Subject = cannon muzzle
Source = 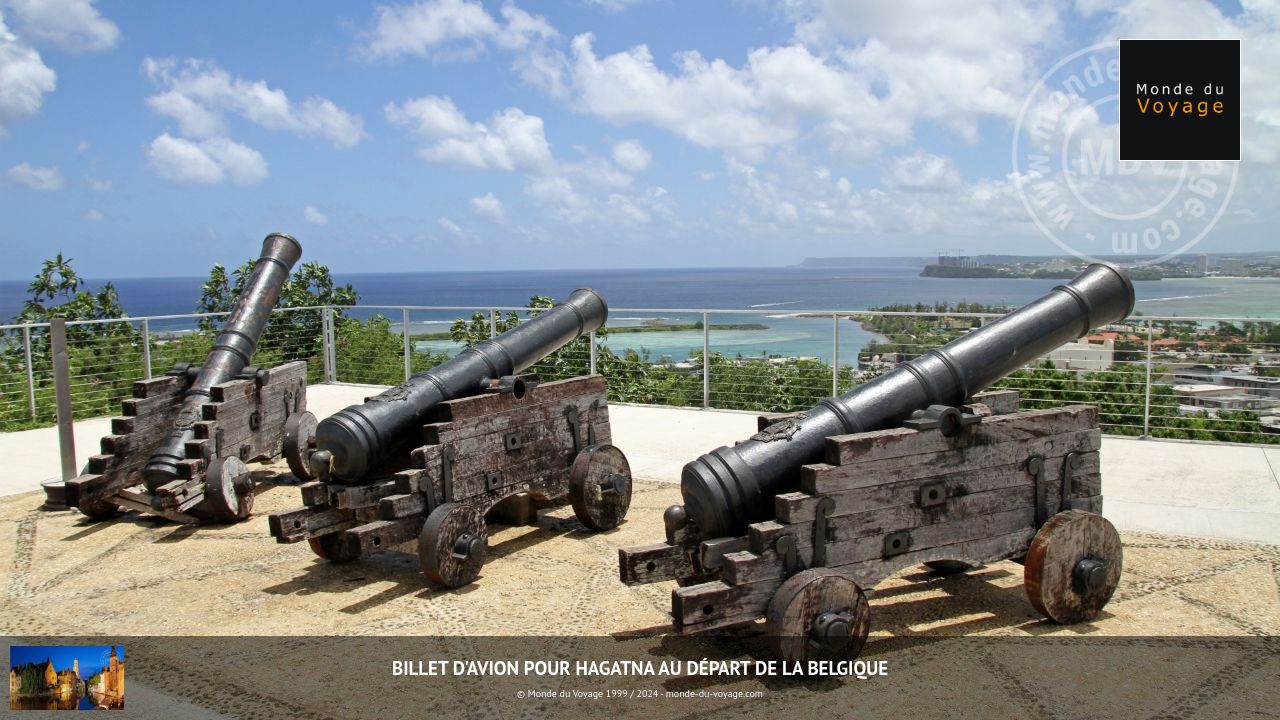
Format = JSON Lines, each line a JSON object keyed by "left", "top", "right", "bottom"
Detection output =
{"left": 316, "top": 288, "right": 608, "bottom": 481}
{"left": 143, "top": 233, "right": 302, "bottom": 487}
{"left": 679, "top": 263, "right": 1136, "bottom": 538}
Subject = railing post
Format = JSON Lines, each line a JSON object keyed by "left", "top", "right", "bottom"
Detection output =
{"left": 489, "top": 309, "right": 497, "bottom": 338}
{"left": 141, "top": 318, "right": 152, "bottom": 379}
{"left": 322, "top": 307, "right": 336, "bottom": 383}
{"left": 51, "top": 319, "right": 76, "bottom": 481}
{"left": 832, "top": 313, "right": 840, "bottom": 396}
{"left": 402, "top": 307, "right": 412, "bottom": 382}
{"left": 589, "top": 331, "right": 597, "bottom": 375}
{"left": 1143, "top": 319, "right": 1153, "bottom": 438}
{"left": 702, "top": 312, "right": 710, "bottom": 410}
{"left": 23, "top": 325, "right": 36, "bottom": 420}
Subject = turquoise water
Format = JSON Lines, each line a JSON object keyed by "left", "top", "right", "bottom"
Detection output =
{"left": 414, "top": 314, "right": 883, "bottom": 364}
{"left": 4, "top": 263, "right": 1275, "bottom": 363}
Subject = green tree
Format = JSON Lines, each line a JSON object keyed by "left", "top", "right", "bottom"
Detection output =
{"left": 193, "top": 260, "right": 360, "bottom": 382}
{"left": 2, "top": 255, "right": 143, "bottom": 429}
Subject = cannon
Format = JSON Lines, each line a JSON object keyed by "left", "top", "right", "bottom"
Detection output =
{"left": 56, "top": 233, "right": 309, "bottom": 524}
{"left": 144, "top": 233, "right": 302, "bottom": 487}
{"left": 619, "top": 263, "right": 1135, "bottom": 662}
{"left": 308, "top": 288, "right": 610, "bottom": 482}
{"left": 271, "top": 289, "right": 634, "bottom": 588}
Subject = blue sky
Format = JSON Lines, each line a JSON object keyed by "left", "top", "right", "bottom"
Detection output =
{"left": 0, "top": 0, "right": 1275, "bottom": 279}
{"left": 10, "top": 645, "right": 120, "bottom": 677}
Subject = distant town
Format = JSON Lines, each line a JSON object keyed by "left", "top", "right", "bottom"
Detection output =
{"left": 921, "top": 252, "right": 1280, "bottom": 280}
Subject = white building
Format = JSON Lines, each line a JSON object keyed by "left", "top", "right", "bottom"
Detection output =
{"left": 1174, "top": 384, "right": 1278, "bottom": 412}
{"left": 1043, "top": 338, "right": 1114, "bottom": 372}
{"left": 1220, "top": 257, "right": 1247, "bottom": 275}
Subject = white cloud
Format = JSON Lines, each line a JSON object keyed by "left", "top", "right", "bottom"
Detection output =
{"left": 584, "top": 0, "right": 648, "bottom": 11}
{"left": 142, "top": 57, "right": 366, "bottom": 148}
{"left": 385, "top": 95, "right": 552, "bottom": 171}
{"left": 567, "top": 153, "right": 632, "bottom": 189}
{"left": 87, "top": 177, "right": 110, "bottom": 192}
{"left": 568, "top": 34, "right": 796, "bottom": 152}
{"left": 438, "top": 216, "right": 465, "bottom": 236}
{"left": 883, "top": 152, "right": 962, "bottom": 192}
{"left": 6, "top": 161, "right": 61, "bottom": 190}
{"left": 76, "top": 139, "right": 88, "bottom": 153}
{"left": 304, "top": 205, "right": 328, "bottom": 225}
{"left": 525, "top": 174, "right": 589, "bottom": 221}
{"left": 611, "top": 139, "right": 651, "bottom": 172}
{"left": 557, "top": 1, "right": 1062, "bottom": 159}
{"left": 84, "top": 208, "right": 102, "bottom": 221}
{"left": 0, "top": 0, "right": 119, "bottom": 53}
{"left": 470, "top": 192, "right": 505, "bottom": 222}
{"left": 0, "top": 14, "right": 56, "bottom": 135}
{"left": 360, "top": 0, "right": 556, "bottom": 60}
{"left": 146, "top": 133, "right": 268, "bottom": 185}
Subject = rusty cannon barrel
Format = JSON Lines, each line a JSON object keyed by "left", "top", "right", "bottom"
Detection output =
{"left": 143, "top": 233, "right": 303, "bottom": 488}
{"left": 677, "top": 263, "right": 1136, "bottom": 539}
{"left": 316, "top": 288, "right": 609, "bottom": 482}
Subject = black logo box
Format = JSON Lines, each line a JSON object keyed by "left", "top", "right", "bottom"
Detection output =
{"left": 1120, "top": 39, "right": 1240, "bottom": 161}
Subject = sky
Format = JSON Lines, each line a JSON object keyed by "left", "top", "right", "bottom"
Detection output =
{"left": 10, "top": 645, "right": 121, "bottom": 677}
{"left": 0, "top": 0, "right": 1276, "bottom": 279}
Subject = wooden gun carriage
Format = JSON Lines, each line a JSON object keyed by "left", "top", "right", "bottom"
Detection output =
{"left": 619, "top": 390, "right": 1123, "bottom": 663}
{"left": 269, "top": 374, "right": 632, "bottom": 588}
{"left": 51, "top": 360, "right": 310, "bottom": 524}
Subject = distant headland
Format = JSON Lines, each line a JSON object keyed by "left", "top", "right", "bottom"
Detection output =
{"left": 793, "top": 252, "right": 1280, "bottom": 281}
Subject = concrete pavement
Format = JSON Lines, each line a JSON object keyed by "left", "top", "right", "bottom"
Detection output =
{"left": 2, "top": 382, "right": 1277, "bottom": 544}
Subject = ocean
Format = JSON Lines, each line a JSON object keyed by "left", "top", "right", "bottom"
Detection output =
{"left": 3, "top": 262, "right": 1277, "bottom": 363}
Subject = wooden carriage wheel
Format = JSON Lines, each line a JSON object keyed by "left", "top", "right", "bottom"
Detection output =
{"left": 282, "top": 411, "right": 318, "bottom": 480}
{"left": 568, "top": 444, "right": 632, "bottom": 531}
{"left": 204, "top": 456, "right": 254, "bottom": 522}
{"left": 766, "top": 568, "right": 871, "bottom": 665}
{"left": 1024, "top": 510, "right": 1122, "bottom": 624}
{"left": 419, "top": 502, "right": 487, "bottom": 588}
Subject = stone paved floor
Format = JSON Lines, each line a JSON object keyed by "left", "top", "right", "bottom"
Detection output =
{"left": 2, "top": 465, "right": 1276, "bottom": 719}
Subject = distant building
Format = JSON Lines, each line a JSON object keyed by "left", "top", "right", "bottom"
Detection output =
{"left": 1172, "top": 366, "right": 1217, "bottom": 384}
{"left": 1217, "top": 372, "right": 1280, "bottom": 398}
{"left": 1044, "top": 338, "right": 1114, "bottom": 372}
{"left": 43, "top": 660, "right": 57, "bottom": 688}
{"left": 937, "top": 254, "right": 979, "bottom": 268}
{"left": 9, "top": 667, "right": 18, "bottom": 697}
{"left": 1170, "top": 367, "right": 1280, "bottom": 397}
{"left": 1220, "top": 257, "right": 1247, "bottom": 275}
{"left": 1196, "top": 254, "right": 1209, "bottom": 274}
{"left": 1174, "top": 385, "right": 1278, "bottom": 412}
{"left": 55, "top": 662, "right": 78, "bottom": 696}
{"left": 99, "top": 646, "right": 124, "bottom": 707}
{"left": 1042, "top": 258, "right": 1071, "bottom": 272}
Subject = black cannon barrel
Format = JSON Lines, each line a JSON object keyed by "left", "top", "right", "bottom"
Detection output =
{"left": 680, "top": 263, "right": 1136, "bottom": 538}
{"left": 317, "top": 288, "right": 609, "bottom": 481}
{"left": 143, "top": 233, "right": 302, "bottom": 488}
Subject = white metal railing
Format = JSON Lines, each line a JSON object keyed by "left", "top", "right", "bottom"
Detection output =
{"left": 1, "top": 305, "right": 1276, "bottom": 446}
